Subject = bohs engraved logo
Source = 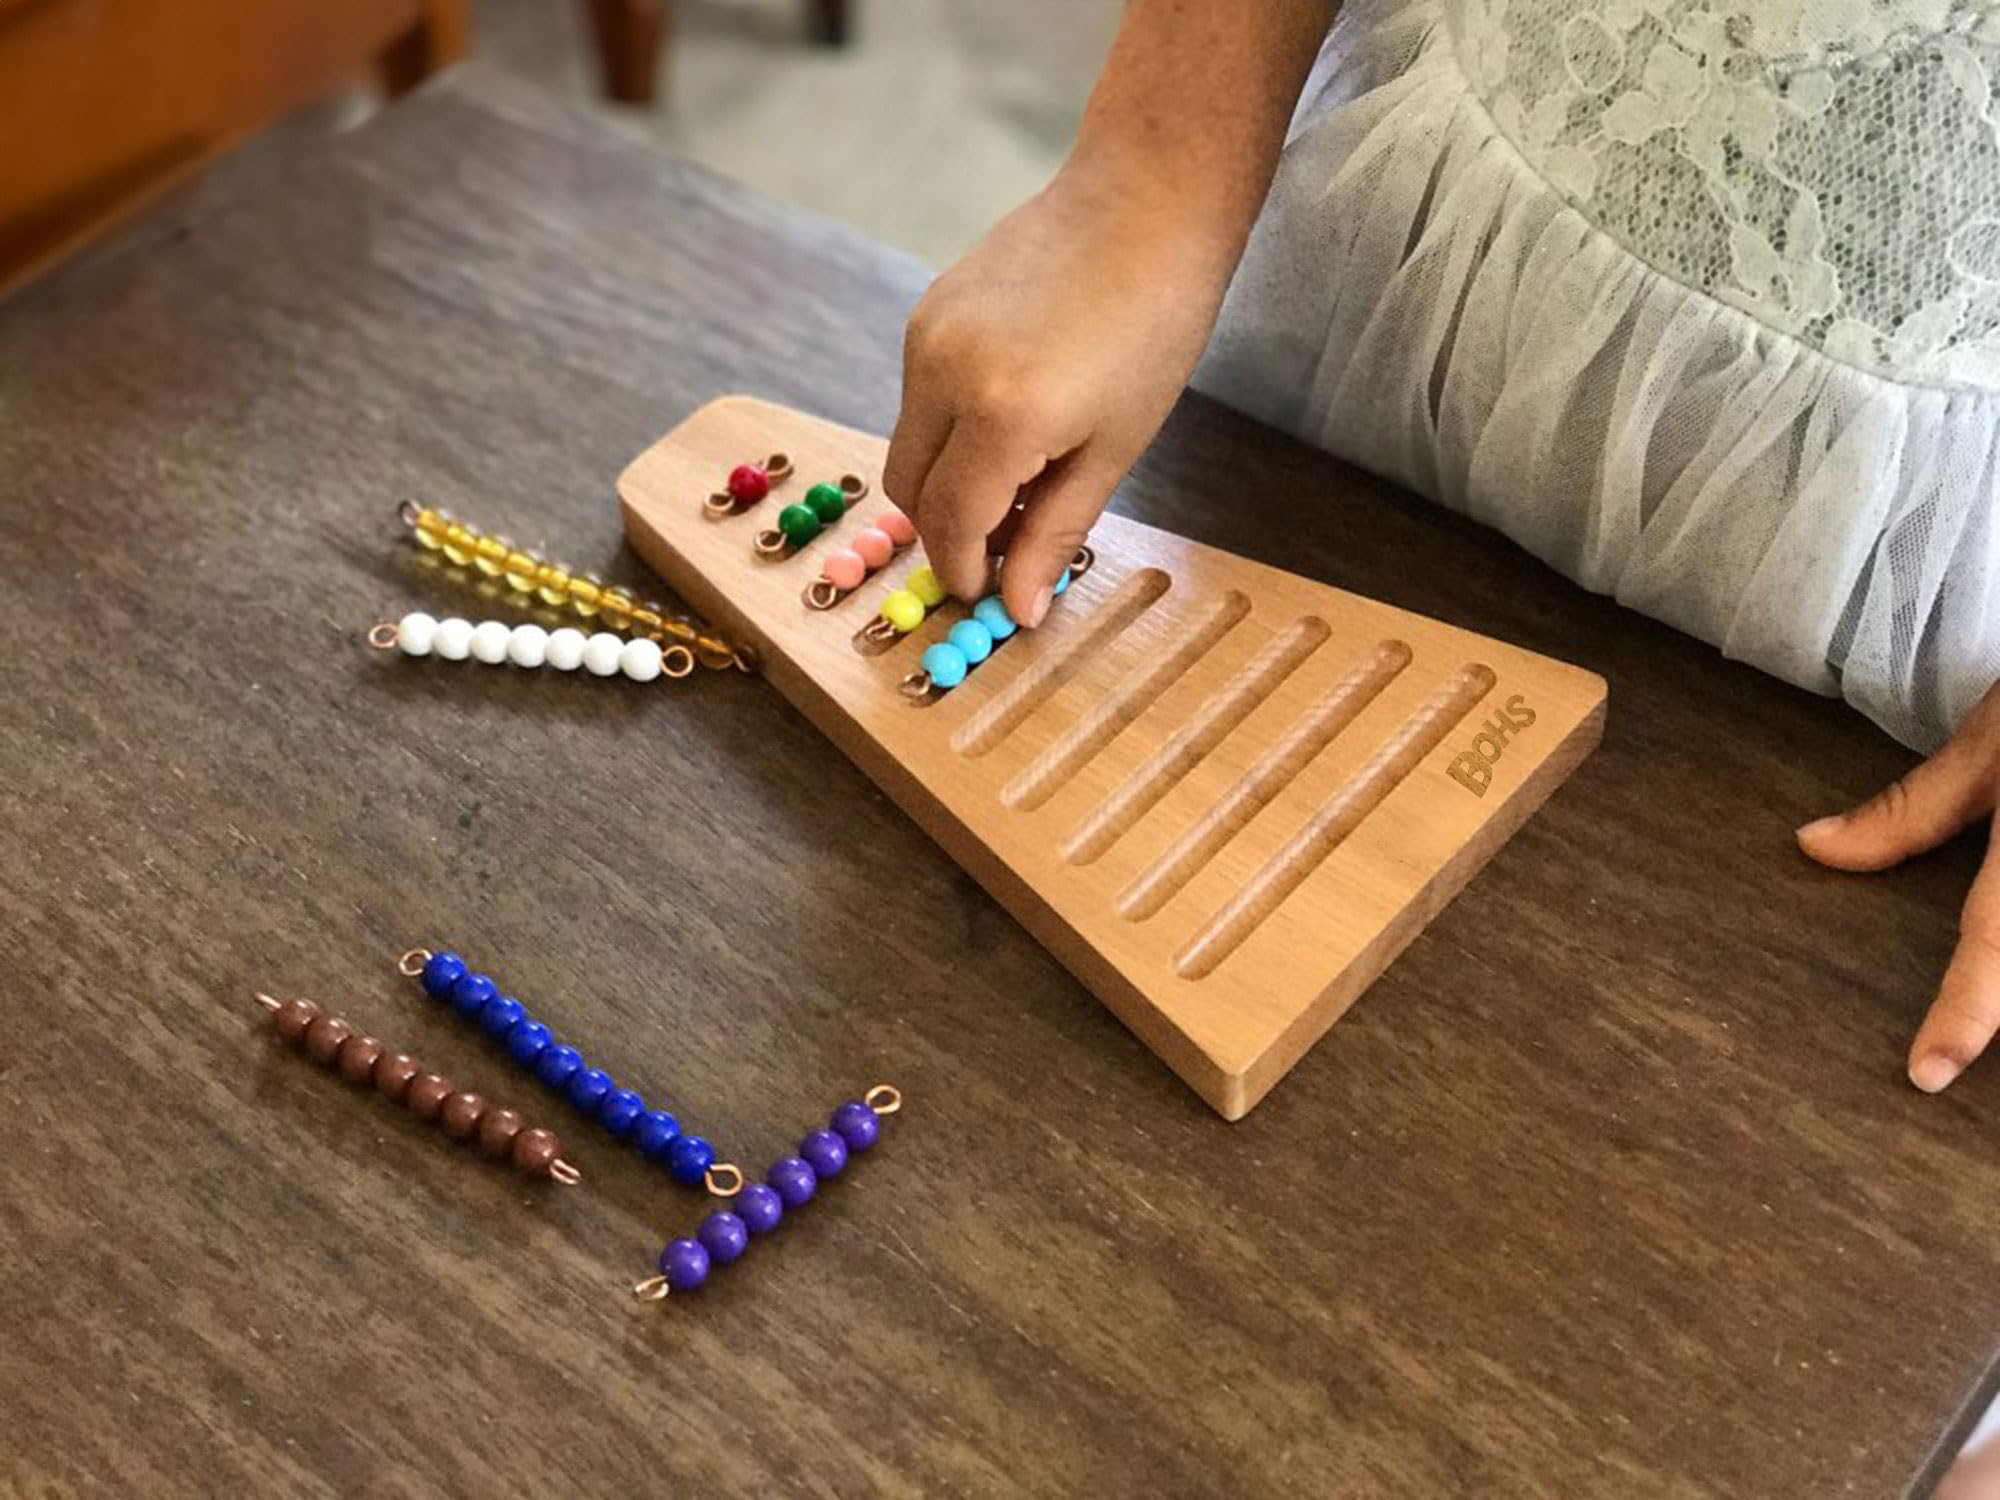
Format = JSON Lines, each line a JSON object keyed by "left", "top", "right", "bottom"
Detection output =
{"left": 1447, "top": 694, "right": 1536, "bottom": 797}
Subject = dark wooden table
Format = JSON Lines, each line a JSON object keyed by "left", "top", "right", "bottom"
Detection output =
{"left": 3, "top": 70, "right": 1995, "bottom": 1498}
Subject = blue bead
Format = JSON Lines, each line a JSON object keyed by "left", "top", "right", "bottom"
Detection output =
{"left": 449, "top": 972, "right": 497, "bottom": 1018}
{"left": 697, "top": 1211, "right": 750, "bottom": 1266}
{"left": 800, "top": 1128, "right": 848, "bottom": 1180}
{"left": 633, "top": 1110, "right": 682, "bottom": 1159}
{"left": 666, "top": 1134, "right": 716, "bottom": 1186}
{"left": 736, "top": 1182, "right": 784, "bottom": 1234}
{"left": 479, "top": 995, "right": 524, "bottom": 1039}
{"left": 829, "top": 1099, "right": 879, "bottom": 1152}
{"left": 921, "top": 641, "right": 969, "bottom": 689}
{"left": 972, "top": 595, "right": 1016, "bottom": 641}
{"left": 420, "top": 951, "right": 466, "bottom": 998}
{"left": 1052, "top": 567, "right": 1072, "bottom": 596}
{"left": 568, "top": 1067, "right": 613, "bottom": 1116}
{"left": 947, "top": 619, "right": 993, "bottom": 665}
{"left": 506, "top": 1019, "right": 552, "bottom": 1067}
{"left": 536, "top": 1043, "right": 582, "bottom": 1090}
{"left": 767, "top": 1155, "right": 817, "bottom": 1208}
{"left": 599, "top": 1088, "right": 646, "bottom": 1137}
{"left": 658, "top": 1237, "right": 710, "bottom": 1292}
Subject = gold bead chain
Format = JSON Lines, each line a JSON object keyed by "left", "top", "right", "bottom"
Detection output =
{"left": 398, "top": 503, "right": 751, "bottom": 673}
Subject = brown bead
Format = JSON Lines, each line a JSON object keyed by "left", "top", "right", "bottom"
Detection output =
{"left": 511, "top": 1127, "right": 561, "bottom": 1177}
{"left": 476, "top": 1108, "right": 523, "bottom": 1160}
{"left": 405, "top": 1073, "right": 454, "bottom": 1121}
{"left": 337, "top": 1035, "right": 384, "bottom": 1085}
{"left": 303, "top": 1014, "right": 353, "bottom": 1066}
{"left": 273, "top": 998, "right": 321, "bottom": 1044}
{"left": 439, "top": 1091, "right": 486, "bottom": 1141}
{"left": 374, "top": 1051, "right": 421, "bottom": 1102}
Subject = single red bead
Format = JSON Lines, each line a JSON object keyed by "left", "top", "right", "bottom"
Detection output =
{"left": 727, "top": 464, "right": 770, "bottom": 504}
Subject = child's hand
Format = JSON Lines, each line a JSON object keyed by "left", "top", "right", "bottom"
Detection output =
{"left": 885, "top": 161, "right": 1232, "bottom": 627}
{"left": 1799, "top": 681, "right": 2000, "bottom": 1091}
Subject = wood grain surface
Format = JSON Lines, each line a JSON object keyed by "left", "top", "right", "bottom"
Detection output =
{"left": 1, "top": 71, "right": 1995, "bottom": 1498}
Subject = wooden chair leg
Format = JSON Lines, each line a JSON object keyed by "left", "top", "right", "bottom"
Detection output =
{"left": 379, "top": 0, "right": 470, "bottom": 97}
{"left": 585, "top": 0, "right": 669, "bottom": 106}
{"left": 807, "top": 0, "right": 850, "bottom": 46}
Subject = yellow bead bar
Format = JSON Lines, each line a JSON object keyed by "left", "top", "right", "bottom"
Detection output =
{"left": 906, "top": 566, "right": 947, "bottom": 609}
{"left": 396, "top": 502, "right": 746, "bottom": 668}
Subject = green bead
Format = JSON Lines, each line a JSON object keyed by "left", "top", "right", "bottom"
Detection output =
{"left": 804, "top": 482, "right": 847, "bottom": 525}
{"left": 778, "top": 503, "right": 822, "bottom": 547}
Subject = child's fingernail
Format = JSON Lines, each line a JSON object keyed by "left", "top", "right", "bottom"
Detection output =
{"left": 1910, "top": 1053, "right": 1962, "bottom": 1093}
{"left": 1796, "top": 815, "right": 1842, "bottom": 841}
{"left": 1025, "top": 585, "right": 1054, "bottom": 628}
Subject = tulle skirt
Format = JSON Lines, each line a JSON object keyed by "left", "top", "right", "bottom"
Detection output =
{"left": 1195, "top": 0, "right": 2000, "bottom": 751}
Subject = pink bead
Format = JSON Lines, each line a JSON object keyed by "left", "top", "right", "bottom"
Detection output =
{"left": 823, "top": 549, "right": 867, "bottom": 591}
{"left": 851, "top": 528, "right": 895, "bottom": 570}
{"left": 873, "top": 509, "right": 916, "bottom": 547}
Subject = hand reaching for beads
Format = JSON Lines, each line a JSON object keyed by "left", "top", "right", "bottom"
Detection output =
{"left": 885, "top": 161, "right": 1231, "bottom": 628}
{"left": 1798, "top": 680, "right": 2000, "bottom": 1091}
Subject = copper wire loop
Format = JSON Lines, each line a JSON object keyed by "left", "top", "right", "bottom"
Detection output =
{"left": 397, "top": 499, "right": 422, "bottom": 529}
{"left": 865, "top": 1084, "right": 903, "bottom": 1115}
{"left": 859, "top": 616, "right": 898, "bottom": 645}
{"left": 838, "top": 473, "right": 869, "bottom": 500}
{"left": 702, "top": 491, "right": 738, "bottom": 519}
{"left": 254, "top": 991, "right": 283, "bottom": 1013}
{"left": 731, "top": 646, "right": 759, "bottom": 674}
{"left": 1071, "top": 543, "right": 1097, "bottom": 576}
{"left": 367, "top": 623, "right": 401, "bottom": 650}
{"left": 899, "top": 673, "right": 933, "bottom": 702}
{"left": 663, "top": 645, "right": 698, "bottom": 680}
{"left": 632, "top": 1274, "right": 671, "bottom": 1302}
{"left": 753, "top": 529, "right": 788, "bottom": 557}
{"left": 766, "top": 452, "right": 794, "bottom": 480}
{"left": 704, "top": 1163, "right": 745, "bottom": 1197}
{"left": 396, "top": 948, "right": 433, "bottom": 978}
{"left": 550, "top": 1159, "right": 583, "bottom": 1187}
{"left": 804, "top": 577, "right": 842, "bottom": 610}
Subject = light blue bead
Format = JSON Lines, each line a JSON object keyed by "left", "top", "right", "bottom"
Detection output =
{"left": 947, "top": 619, "right": 993, "bottom": 664}
{"left": 922, "top": 641, "right": 969, "bottom": 690}
{"left": 1052, "top": 568, "right": 1072, "bottom": 597}
{"left": 972, "top": 595, "right": 1016, "bottom": 641}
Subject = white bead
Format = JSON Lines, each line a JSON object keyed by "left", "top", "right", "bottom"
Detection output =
{"left": 619, "top": 638, "right": 665, "bottom": 682}
{"left": 470, "top": 621, "right": 511, "bottom": 664}
{"left": 396, "top": 611, "right": 438, "bottom": 657}
{"left": 581, "top": 632, "right": 625, "bottom": 676}
{"left": 433, "top": 617, "right": 474, "bottom": 660}
{"left": 545, "top": 628, "right": 587, "bottom": 671}
{"left": 507, "top": 624, "right": 549, "bottom": 669}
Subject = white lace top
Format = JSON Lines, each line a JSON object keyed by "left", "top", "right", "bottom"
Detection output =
{"left": 1196, "top": 0, "right": 2000, "bottom": 749}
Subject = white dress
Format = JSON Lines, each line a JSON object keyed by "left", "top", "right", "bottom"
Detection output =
{"left": 1196, "top": 0, "right": 2000, "bottom": 751}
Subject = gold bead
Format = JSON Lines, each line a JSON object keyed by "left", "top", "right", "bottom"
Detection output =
{"left": 661, "top": 619, "right": 697, "bottom": 644}
{"left": 630, "top": 607, "right": 663, "bottom": 636}
{"left": 569, "top": 576, "right": 602, "bottom": 617}
{"left": 413, "top": 508, "right": 449, "bottom": 551}
{"left": 598, "top": 589, "right": 635, "bottom": 629}
{"left": 504, "top": 550, "right": 540, "bottom": 593}
{"left": 536, "top": 562, "right": 572, "bottom": 606}
{"left": 442, "top": 522, "right": 477, "bottom": 566}
{"left": 474, "top": 535, "right": 510, "bottom": 576}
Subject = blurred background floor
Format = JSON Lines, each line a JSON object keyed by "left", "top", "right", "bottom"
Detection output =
{"left": 473, "top": 0, "right": 1119, "bottom": 266}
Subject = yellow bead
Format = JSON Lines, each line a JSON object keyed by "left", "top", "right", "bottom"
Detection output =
{"left": 569, "top": 576, "right": 602, "bottom": 617}
{"left": 442, "top": 522, "right": 477, "bottom": 565}
{"left": 504, "top": 551, "right": 540, "bottom": 593}
{"left": 536, "top": 563, "right": 572, "bottom": 605}
{"left": 474, "top": 535, "right": 509, "bottom": 576}
{"left": 881, "top": 590, "right": 926, "bottom": 633}
{"left": 598, "top": 589, "right": 635, "bottom": 629}
{"left": 907, "top": 566, "right": 947, "bottom": 608}
{"left": 413, "top": 508, "right": 448, "bottom": 551}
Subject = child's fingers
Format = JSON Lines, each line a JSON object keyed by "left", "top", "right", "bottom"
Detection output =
{"left": 915, "top": 412, "right": 1052, "bottom": 600}
{"left": 999, "top": 447, "right": 1119, "bottom": 628}
{"left": 1796, "top": 724, "right": 1997, "bottom": 873}
{"left": 1908, "top": 827, "right": 2000, "bottom": 1092}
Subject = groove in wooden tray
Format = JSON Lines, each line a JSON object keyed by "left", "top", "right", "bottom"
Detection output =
{"left": 1118, "top": 639, "right": 1413, "bottom": 920}
{"left": 1174, "top": 662, "right": 1498, "bottom": 978}
{"left": 1002, "top": 590, "right": 1251, "bottom": 812}
{"left": 1061, "top": 615, "right": 1332, "bottom": 865}
{"left": 951, "top": 567, "right": 1172, "bottom": 757}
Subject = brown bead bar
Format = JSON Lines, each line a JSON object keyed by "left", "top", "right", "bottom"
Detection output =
{"left": 255, "top": 994, "right": 580, "bottom": 1185}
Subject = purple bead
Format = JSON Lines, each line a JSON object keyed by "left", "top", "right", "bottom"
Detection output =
{"left": 800, "top": 1128, "right": 848, "bottom": 1180}
{"left": 419, "top": 950, "right": 466, "bottom": 998}
{"left": 767, "top": 1155, "right": 817, "bottom": 1208}
{"left": 599, "top": 1087, "right": 645, "bottom": 1137}
{"left": 633, "top": 1110, "right": 681, "bottom": 1160}
{"left": 736, "top": 1182, "right": 784, "bottom": 1235}
{"left": 829, "top": 1099, "right": 879, "bottom": 1152}
{"left": 697, "top": 1211, "right": 750, "bottom": 1265}
{"left": 658, "top": 1237, "right": 710, "bottom": 1292}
